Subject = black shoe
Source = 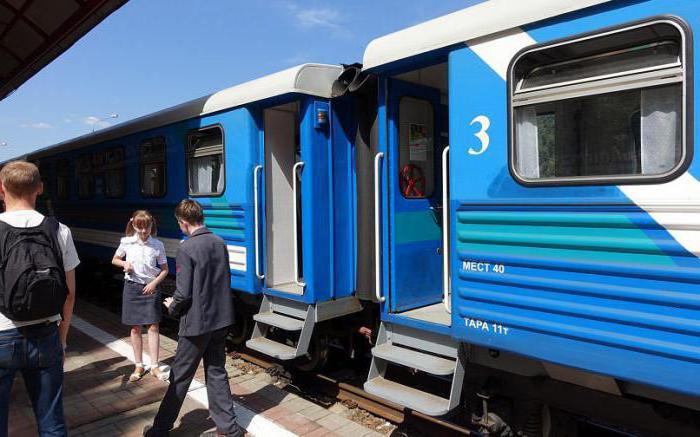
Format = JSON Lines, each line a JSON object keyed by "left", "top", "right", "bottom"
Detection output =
{"left": 143, "top": 424, "right": 170, "bottom": 437}
{"left": 200, "top": 423, "right": 246, "bottom": 437}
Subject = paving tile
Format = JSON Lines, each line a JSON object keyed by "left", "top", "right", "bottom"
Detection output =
{"left": 316, "top": 413, "right": 354, "bottom": 431}
{"left": 299, "top": 404, "right": 332, "bottom": 421}
{"left": 262, "top": 404, "right": 293, "bottom": 421}
{"left": 256, "top": 384, "right": 299, "bottom": 404}
{"left": 277, "top": 412, "right": 315, "bottom": 430}
{"left": 241, "top": 393, "right": 277, "bottom": 413}
{"left": 229, "top": 383, "right": 252, "bottom": 396}
{"left": 293, "top": 420, "right": 322, "bottom": 435}
{"left": 239, "top": 378, "right": 268, "bottom": 392}
{"left": 304, "top": 428, "right": 340, "bottom": 437}
{"left": 336, "top": 421, "right": 371, "bottom": 437}
{"left": 278, "top": 391, "right": 301, "bottom": 404}
{"left": 283, "top": 396, "right": 315, "bottom": 413}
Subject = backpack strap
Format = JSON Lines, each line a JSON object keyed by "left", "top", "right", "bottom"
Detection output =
{"left": 0, "top": 220, "right": 7, "bottom": 269}
{"left": 40, "top": 216, "right": 65, "bottom": 267}
{"left": 43, "top": 216, "right": 60, "bottom": 234}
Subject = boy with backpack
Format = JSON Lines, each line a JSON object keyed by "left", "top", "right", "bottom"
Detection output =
{"left": 0, "top": 161, "right": 80, "bottom": 436}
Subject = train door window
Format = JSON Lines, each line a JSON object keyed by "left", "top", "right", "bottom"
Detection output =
{"left": 510, "top": 19, "right": 688, "bottom": 184}
{"left": 399, "top": 97, "right": 435, "bottom": 198}
{"left": 186, "top": 126, "right": 224, "bottom": 196}
{"left": 77, "top": 155, "right": 93, "bottom": 199}
{"left": 140, "top": 136, "right": 166, "bottom": 197}
{"left": 57, "top": 159, "right": 70, "bottom": 199}
{"left": 105, "top": 146, "right": 125, "bottom": 198}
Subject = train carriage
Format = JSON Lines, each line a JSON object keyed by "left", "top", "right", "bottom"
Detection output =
{"left": 357, "top": 0, "right": 700, "bottom": 434}
{"left": 25, "top": 63, "right": 360, "bottom": 333}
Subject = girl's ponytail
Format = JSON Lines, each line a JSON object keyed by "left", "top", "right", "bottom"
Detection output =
{"left": 125, "top": 217, "right": 136, "bottom": 236}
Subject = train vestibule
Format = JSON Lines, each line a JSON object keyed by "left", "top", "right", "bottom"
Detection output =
{"left": 352, "top": 59, "right": 466, "bottom": 416}
{"left": 246, "top": 73, "right": 363, "bottom": 367}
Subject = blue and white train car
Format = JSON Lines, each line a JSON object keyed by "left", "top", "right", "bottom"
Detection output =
{"left": 26, "top": 64, "right": 363, "bottom": 347}
{"left": 359, "top": 0, "right": 700, "bottom": 434}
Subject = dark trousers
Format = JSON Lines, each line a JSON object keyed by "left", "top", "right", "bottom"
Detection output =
{"left": 152, "top": 327, "right": 241, "bottom": 436}
{"left": 0, "top": 323, "right": 66, "bottom": 437}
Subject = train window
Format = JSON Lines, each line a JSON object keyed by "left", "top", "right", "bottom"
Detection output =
{"left": 56, "top": 159, "right": 70, "bottom": 200}
{"left": 140, "top": 137, "right": 166, "bottom": 198}
{"left": 105, "top": 146, "right": 126, "bottom": 198}
{"left": 186, "top": 126, "right": 224, "bottom": 196}
{"left": 92, "top": 152, "right": 106, "bottom": 196}
{"left": 510, "top": 19, "right": 688, "bottom": 184}
{"left": 399, "top": 97, "right": 435, "bottom": 198}
{"left": 77, "top": 155, "right": 94, "bottom": 199}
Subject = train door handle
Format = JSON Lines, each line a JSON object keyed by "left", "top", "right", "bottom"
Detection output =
{"left": 253, "top": 165, "right": 264, "bottom": 280}
{"left": 292, "top": 161, "right": 306, "bottom": 289}
{"left": 442, "top": 146, "right": 451, "bottom": 313}
{"left": 374, "top": 152, "right": 385, "bottom": 303}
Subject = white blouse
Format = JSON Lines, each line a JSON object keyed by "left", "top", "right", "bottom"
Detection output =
{"left": 115, "top": 235, "right": 167, "bottom": 284}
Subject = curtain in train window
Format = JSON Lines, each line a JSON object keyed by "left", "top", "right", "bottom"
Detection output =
{"left": 186, "top": 126, "right": 224, "bottom": 196}
{"left": 510, "top": 21, "right": 686, "bottom": 183}
{"left": 77, "top": 155, "right": 93, "bottom": 199}
{"left": 140, "top": 137, "right": 166, "bottom": 197}
{"left": 105, "top": 147, "right": 126, "bottom": 198}
{"left": 56, "top": 159, "right": 70, "bottom": 199}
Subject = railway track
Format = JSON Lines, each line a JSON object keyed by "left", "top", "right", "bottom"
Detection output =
{"left": 233, "top": 351, "right": 476, "bottom": 436}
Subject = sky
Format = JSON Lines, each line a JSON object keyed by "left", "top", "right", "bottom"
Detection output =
{"left": 0, "top": 0, "right": 481, "bottom": 162}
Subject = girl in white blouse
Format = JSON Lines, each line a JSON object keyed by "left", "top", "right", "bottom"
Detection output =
{"left": 112, "top": 210, "right": 169, "bottom": 381}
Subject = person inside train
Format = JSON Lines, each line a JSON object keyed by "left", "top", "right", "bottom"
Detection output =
{"left": 0, "top": 160, "right": 80, "bottom": 436}
{"left": 112, "top": 210, "right": 169, "bottom": 381}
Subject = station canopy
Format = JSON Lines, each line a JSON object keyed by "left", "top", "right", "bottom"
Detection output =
{"left": 0, "top": 0, "right": 129, "bottom": 101}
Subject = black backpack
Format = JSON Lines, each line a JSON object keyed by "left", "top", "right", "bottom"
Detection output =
{"left": 0, "top": 217, "right": 67, "bottom": 321}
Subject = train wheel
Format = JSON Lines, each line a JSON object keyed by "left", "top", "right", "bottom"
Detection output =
{"left": 226, "top": 305, "right": 253, "bottom": 350}
{"left": 294, "top": 333, "right": 329, "bottom": 372}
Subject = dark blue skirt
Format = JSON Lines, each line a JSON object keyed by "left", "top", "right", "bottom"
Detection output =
{"left": 121, "top": 281, "right": 162, "bottom": 326}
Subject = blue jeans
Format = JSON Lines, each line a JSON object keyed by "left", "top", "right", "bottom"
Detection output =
{"left": 0, "top": 322, "right": 66, "bottom": 437}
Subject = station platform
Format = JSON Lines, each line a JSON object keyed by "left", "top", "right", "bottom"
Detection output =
{"left": 8, "top": 300, "right": 387, "bottom": 437}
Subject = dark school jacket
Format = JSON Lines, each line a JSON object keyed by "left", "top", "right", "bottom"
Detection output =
{"left": 169, "top": 227, "right": 234, "bottom": 337}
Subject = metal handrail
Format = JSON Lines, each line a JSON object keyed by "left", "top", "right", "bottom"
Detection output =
{"left": 442, "top": 146, "right": 451, "bottom": 313}
{"left": 292, "top": 161, "right": 306, "bottom": 288}
{"left": 253, "top": 165, "right": 264, "bottom": 280}
{"left": 374, "top": 152, "right": 385, "bottom": 303}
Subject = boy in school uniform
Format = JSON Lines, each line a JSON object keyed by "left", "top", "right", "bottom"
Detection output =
{"left": 0, "top": 161, "right": 80, "bottom": 436}
{"left": 145, "top": 199, "right": 242, "bottom": 437}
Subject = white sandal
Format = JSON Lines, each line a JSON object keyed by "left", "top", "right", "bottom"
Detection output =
{"left": 129, "top": 365, "right": 146, "bottom": 382}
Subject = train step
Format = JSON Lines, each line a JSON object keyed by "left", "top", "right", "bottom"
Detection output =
{"left": 371, "top": 343, "right": 456, "bottom": 375}
{"left": 247, "top": 295, "right": 362, "bottom": 361}
{"left": 364, "top": 322, "right": 465, "bottom": 416}
{"left": 364, "top": 376, "right": 451, "bottom": 416}
{"left": 253, "top": 312, "right": 305, "bottom": 331}
{"left": 246, "top": 336, "right": 298, "bottom": 360}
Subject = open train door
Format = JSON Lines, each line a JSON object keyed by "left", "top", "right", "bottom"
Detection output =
{"left": 385, "top": 78, "right": 445, "bottom": 314}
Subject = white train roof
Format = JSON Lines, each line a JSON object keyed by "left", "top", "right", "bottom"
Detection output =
{"left": 29, "top": 63, "right": 342, "bottom": 160}
{"left": 362, "top": 0, "right": 614, "bottom": 71}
